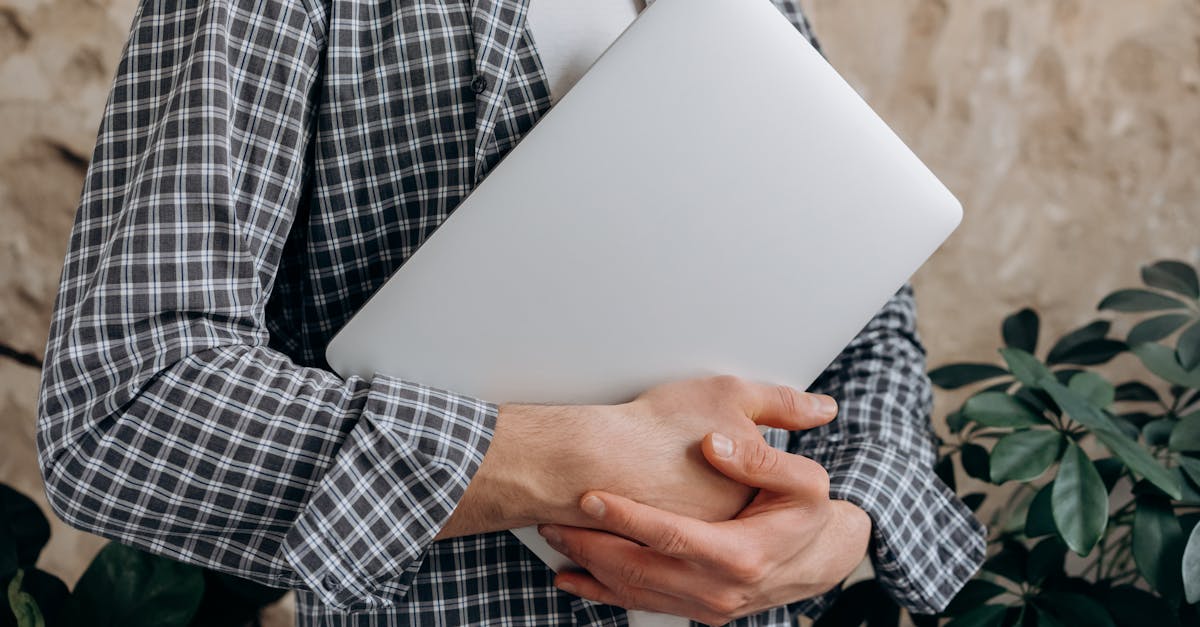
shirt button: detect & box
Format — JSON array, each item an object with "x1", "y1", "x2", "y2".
[
  {"x1": 324, "y1": 575, "x2": 343, "y2": 593},
  {"x1": 471, "y1": 74, "x2": 489, "y2": 94}
]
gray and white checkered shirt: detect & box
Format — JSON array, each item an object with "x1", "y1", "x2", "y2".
[{"x1": 35, "y1": 0, "x2": 985, "y2": 623}]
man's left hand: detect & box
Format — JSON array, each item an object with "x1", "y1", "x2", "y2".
[{"x1": 537, "y1": 431, "x2": 872, "y2": 626}]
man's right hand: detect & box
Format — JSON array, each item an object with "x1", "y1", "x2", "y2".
[{"x1": 437, "y1": 375, "x2": 838, "y2": 539}]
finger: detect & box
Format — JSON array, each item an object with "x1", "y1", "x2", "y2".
[
  {"x1": 741, "y1": 381, "x2": 837, "y2": 430},
  {"x1": 554, "y1": 571, "x2": 737, "y2": 627},
  {"x1": 566, "y1": 491, "x2": 728, "y2": 566},
  {"x1": 702, "y1": 433, "x2": 830, "y2": 498},
  {"x1": 540, "y1": 524, "x2": 709, "y2": 600}
]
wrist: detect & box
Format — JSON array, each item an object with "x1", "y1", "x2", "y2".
[
  {"x1": 494, "y1": 402, "x2": 619, "y2": 527},
  {"x1": 439, "y1": 402, "x2": 614, "y2": 538}
]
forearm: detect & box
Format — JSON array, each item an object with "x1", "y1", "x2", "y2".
[
  {"x1": 39, "y1": 331, "x2": 496, "y2": 609},
  {"x1": 437, "y1": 403, "x2": 604, "y2": 538}
]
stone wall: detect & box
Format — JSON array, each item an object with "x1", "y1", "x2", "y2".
[{"x1": 0, "y1": 0, "x2": 1197, "y2": 620}]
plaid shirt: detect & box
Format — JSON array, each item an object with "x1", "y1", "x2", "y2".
[{"x1": 36, "y1": 0, "x2": 985, "y2": 623}]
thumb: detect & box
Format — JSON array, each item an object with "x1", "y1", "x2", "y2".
[{"x1": 702, "y1": 432, "x2": 830, "y2": 499}]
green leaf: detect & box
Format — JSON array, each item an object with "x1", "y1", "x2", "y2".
[
  {"x1": 1094, "y1": 457, "x2": 1125, "y2": 492},
  {"x1": 963, "y1": 392, "x2": 1045, "y2": 428},
  {"x1": 947, "y1": 410, "x2": 969, "y2": 434},
  {"x1": 1170, "y1": 411, "x2": 1200, "y2": 452},
  {"x1": 1003, "y1": 308, "x2": 1040, "y2": 354},
  {"x1": 1015, "y1": 386, "x2": 1056, "y2": 415},
  {"x1": 1038, "y1": 378, "x2": 1121, "y2": 432},
  {"x1": 1173, "y1": 464, "x2": 1200, "y2": 507},
  {"x1": 1102, "y1": 585, "x2": 1179, "y2": 627},
  {"x1": 1113, "y1": 381, "x2": 1160, "y2": 403},
  {"x1": 961, "y1": 492, "x2": 986, "y2": 511},
  {"x1": 1092, "y1": 428, "x2": 1181, "y2": 499},
  {"x1": 990, "y1": 430, "x2": 1063, "y2": 483},
  {"x1": 945, "y1": 604, "x2": 1008, "y2": 627},
  {"x1": 16, "y1": 569, "x2": 69, "y2": 627},
  {"x1": 930, "y1": 363, "x2": 1012, "y2": 390},
  {"x1": 1128, "y1": 313, "x2": 1193, "y2": 345},
  {"x1": 1184, "y1": 522, "x2": 1200, "y2": 604},
  {"x1": 961, "y1": 443, "x2": 991, "y2": 481},
  {"x1": 1026, "y1": 536, "x2": 1066, "y2": 585},
  {"x1": 1132, "y1": 342, "x2": 1200, "y2": 388},
  {"x1": 984, "y1": 541, "x2": 1029, "y2": 584},
  {"x1": 0, "y1": 485, "x2": 50, "y2": 571},
  {"x1": 1098, "y1": 288, "x2": 1189, "y2": 312},
  {"x1": 1118, "y1": 411, "x2": 1158, "y2": 428},
  {"x1": 1046, "y1": 320, "x2": 1111, "y2": 365},
  {"x1": 1000, "y1": 348, "x2": 1053, "y2": 388},
  {"x1": 1045, "y1": 339, "x2": 1127, "y2": 366},
  {"x1": 1053, "y1": 368, "x2": 1084, "y2": 385},
  {"x1": 1034, "y1": 592, "x2": 1115, "y2": 627},
  {"x1": 936, "y1": 455, "x2": 957, "y2": 492},
  {"x1": 812, "y1": 579, "x2": 901, "y2": 627},
  {"x1": 1178, "y1": 320, "x2": 1200, "y2": 371},
  {"x1": 1178, "y1": 455, "x2": 1200, "y2": 489},
  {"x1": 0, "y1": 525, "x2": 15, "y2": 581},
  {"x1": 211, "y1": 572, "x2": 287, "y2": 608},
  {"x1": 1133, "y1": 495, "x2": 1185, "y2": 602},
  {"x1": 999, "y1": 485, "x2": 1037, "y2": 535},
  {"x1": 1052, "y1": 442, "x2": 1108, "y2": 556},
  {"x1": 7, "y1": 570, "x2": 46, "y2": 627},
  {"x1": 1034, "y1": 608, "x2": 1069, "y2": 627},
  {"x1": 1068, "y1": 372, "x2": 1115, "y2": 409},
  {"x1": 1111, "y1": 415, "x2": 1142, "y2": 440},
  {"x1": 1142, "y1": 260, "x2": 1200, "y2": 299},
  {"x1": 60, "y1": 543, "x2": 205, "y2": 627},
  {"x1": 1025, "y1": 482, "x2": 1056, "y2": 538},
  {"x1": 944, "y1": 580, "x2": 1008, "y2": 616},
  {"x1": 1143, "y1": 418, "x2": 1174, "y2": 446}
]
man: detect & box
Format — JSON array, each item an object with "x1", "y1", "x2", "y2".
[{"x1": 35, "y1": 0, "x2": 985, "y2": 623}]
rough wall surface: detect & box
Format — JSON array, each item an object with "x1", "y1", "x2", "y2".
[{"x1": 0, "y1": 0, "x2": 1197, "y2": 619}]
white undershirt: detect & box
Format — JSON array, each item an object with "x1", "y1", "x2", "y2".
[{"x1": 525, "y1": 0, "x2": 645, "y2": 103}]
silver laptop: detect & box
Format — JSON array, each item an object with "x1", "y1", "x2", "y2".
[{"x1": 325, "y1": 0, "x2": 960, "y2": 619}]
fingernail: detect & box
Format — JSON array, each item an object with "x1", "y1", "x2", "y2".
[
  {"x1": 540, "y1": 525, "x2": 561, "y2": 545},
  {"x1": 711, "y1": 433, "x2": 734, "y2": 458},
  {"x1": 557, "y1": 580, "x2": 577, "y2": 595},
  {"x1": 581, "y1": 495, "x2": 606, "y2": 519},
  {"x1": 813, "y1": 394, "x2": 837, "y2": 419}
]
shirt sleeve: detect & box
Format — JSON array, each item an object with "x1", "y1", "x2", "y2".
[
  {"x1": 34, "y1": 0, "x2": 496, "y2": 611},
  {"x1": 787, "y1": 283, "x2": 986, "y2": 616}
]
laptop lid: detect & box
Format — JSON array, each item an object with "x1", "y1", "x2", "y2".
[{"x1": 323, "y1": 0, "x2": 961, "y2": 406}]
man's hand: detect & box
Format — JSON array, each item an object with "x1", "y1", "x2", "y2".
[
  {"x1": 536, "y1": 431, "x2": 872, "y2": 626},
  {"x1": 438, "y1": 376, "x2": 838, "y2": 538}
]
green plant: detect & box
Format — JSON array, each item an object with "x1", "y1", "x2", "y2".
[
  {"x1": 819, "y1": 259, "x2": 1200, "y2": 627},
  {"x1": 1, "y1": 483, "x2": 286, "y2": 627}
]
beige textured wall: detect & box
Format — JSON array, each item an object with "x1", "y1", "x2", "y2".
[{"x1": 0, "y1": 0, "x2": 1197, "y2": 614}]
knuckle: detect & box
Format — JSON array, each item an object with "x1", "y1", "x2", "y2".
[
  {"x1": 806, "y1": 459, "x2": 832, "y2": 497},
  {"x1": 726, "y1": 551, "x2": 766, "y2": 585},
  {"x1": 612, "y1": 506, "x2": 640, "y2": 533},
  {"x1": 702, "y1": 590, "x2": 748, "y2": 619},
  {"x1": 744, "y1": 443, "x2": 780, "y2": 477},
  {"x1": 710, "y1": 374, "x2": 744, "y2": 396},
  {"x1": 613, "y1": 582, "x2": 646, "y2": 611},
  {"x1": 618, "y1": 559, "x2": 648, "y2": 588},
  {"x1": 654, "y1": 525, "x2": 691, "y2": 556},
  {"x1": 775, "y1": 385, "x2": 800, "y2": 417}
]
